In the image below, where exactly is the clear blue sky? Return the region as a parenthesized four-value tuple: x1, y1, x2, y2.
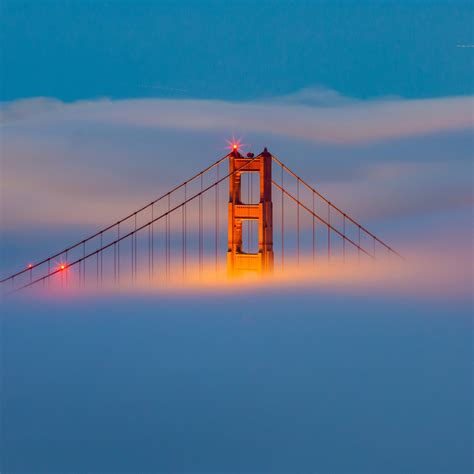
(2, 0, 472, 102)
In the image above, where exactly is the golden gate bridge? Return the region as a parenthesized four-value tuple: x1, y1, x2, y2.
(1, 146, 401, 293)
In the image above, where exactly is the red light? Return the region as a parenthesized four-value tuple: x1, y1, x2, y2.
(226, 137, 244, 153)
(28, 264, 33, 268)
(60, 264, 66, 270)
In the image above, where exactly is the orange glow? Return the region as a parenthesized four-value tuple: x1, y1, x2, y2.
(35, 247, 470, 303)
(60, 264, 66, 270)
(233, 144, 238, 150)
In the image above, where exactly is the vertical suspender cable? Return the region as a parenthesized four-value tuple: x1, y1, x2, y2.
(131, 234, 134, 283)
(358, 225, 361, 263)
(199, 174, 203, 275)
(65, 251, 68, 288)
(82, 241, 86, 287)
(312, 191, 315, 265)
(281, 165, 284, 271)
(215, 164, 219, 273)
(114, 242, 117, 287)
(169, 194, 172, 277)
(131, 227, 134, 282)
(151, 204, 154, 281)
(134, 213, 137, 281)
(168, 194, 171, 277)
(117, 223, 120, 285)
(79, 248, 82, 285)
(297, 177, 300, 266)
(167, 194, 171, 278)
(148, 222, 151, 283)
(343, 215, 346, 263)
(327, 203, 331, 263)
(100, 232, 103, 286)
(184, 183, 187, 278)
(182, 188, 186, 279)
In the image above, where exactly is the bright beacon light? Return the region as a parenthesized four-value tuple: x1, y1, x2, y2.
(226, 137, 244, 153)
(60, 264, 66, 270)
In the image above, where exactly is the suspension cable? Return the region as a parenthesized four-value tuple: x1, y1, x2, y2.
(272, 181, 374, 259)
(1, 154, 231, 284)
(271, 154, 401, 258)
(11, 154, 261, 292)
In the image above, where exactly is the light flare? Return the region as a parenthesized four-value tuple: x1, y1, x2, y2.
(225, 136, 246, 153)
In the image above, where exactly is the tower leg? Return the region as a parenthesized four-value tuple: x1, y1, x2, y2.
(227, 148, 273, 275)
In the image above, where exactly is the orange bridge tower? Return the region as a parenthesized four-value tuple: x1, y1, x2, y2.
(227, 147, 274, 275)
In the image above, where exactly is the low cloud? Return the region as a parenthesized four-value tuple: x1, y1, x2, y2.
(1, 89, 472, 250)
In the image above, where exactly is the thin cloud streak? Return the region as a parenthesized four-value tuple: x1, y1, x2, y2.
(2, 89, 473, 144)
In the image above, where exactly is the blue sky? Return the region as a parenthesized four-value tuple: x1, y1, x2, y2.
(1, 2, 473, 473)
(2, 0, 473, 101)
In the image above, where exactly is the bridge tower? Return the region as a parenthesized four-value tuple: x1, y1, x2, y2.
(227, 147, 274, 275)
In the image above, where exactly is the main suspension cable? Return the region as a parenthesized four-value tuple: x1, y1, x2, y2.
(272, 181, 374, 259)
(1, 154, 231, 284)
(12, 154, 261, 292)
(271, 154, 402, 258)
